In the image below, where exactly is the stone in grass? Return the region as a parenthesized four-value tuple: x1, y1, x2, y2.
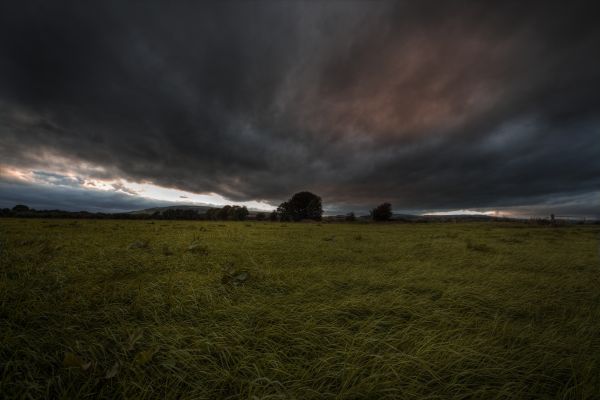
(187, 241, 208, 255)
(221, 270, 250, 286)
(128, 240, 149, 250)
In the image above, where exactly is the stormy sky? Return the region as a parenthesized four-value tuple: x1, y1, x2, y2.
(0, 1, 598, 217)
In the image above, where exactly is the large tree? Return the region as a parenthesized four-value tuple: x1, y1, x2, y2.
(278, 191, 323, 221)
(12, 204, 30, 212)
(371, 203, 392, 221)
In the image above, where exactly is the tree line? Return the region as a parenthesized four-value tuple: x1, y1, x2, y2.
(1, 192, 397, 221)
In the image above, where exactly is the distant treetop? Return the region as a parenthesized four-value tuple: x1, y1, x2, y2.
(371, 203, 392, 221)
(12, 204, 30, 212)
(277, 191, 323, 221)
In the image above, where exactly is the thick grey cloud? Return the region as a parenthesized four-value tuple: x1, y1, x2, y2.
(0, 1, 598, 215)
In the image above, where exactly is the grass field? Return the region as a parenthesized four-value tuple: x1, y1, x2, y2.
(1, 219, 599, 399)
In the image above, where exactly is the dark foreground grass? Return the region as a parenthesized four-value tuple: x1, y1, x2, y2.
(1, 219, 599, 399)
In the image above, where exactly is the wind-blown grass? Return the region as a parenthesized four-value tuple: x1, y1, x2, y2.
(1, 219, 599, 399)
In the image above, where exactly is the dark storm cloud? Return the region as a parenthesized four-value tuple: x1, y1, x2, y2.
(0, 0, 598, 214)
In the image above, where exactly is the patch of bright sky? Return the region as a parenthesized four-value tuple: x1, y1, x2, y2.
(80, 179, 274, 210)
(1, 164, 275, 211)
(122, 181, 275, 211)
(422, 209, 500, 216)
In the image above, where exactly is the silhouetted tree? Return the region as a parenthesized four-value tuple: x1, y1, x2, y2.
(277, 201, 292, 221)
(232, 206, 249, 221)
(269, 211, 279, 221)
(162, 208, 200, 220)
(255, 212, 266, 221)
(205, 208, 219, 220)
(12, 204, 30, 212)
(203, 205, 249, 221)
(278, 191, 323, 221)
(371, 203, 392, 221)
(345, 212, 356, 222)
(217, 205, 232, 220)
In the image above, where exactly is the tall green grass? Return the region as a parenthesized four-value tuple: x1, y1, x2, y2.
(1, 219, 599, 399)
